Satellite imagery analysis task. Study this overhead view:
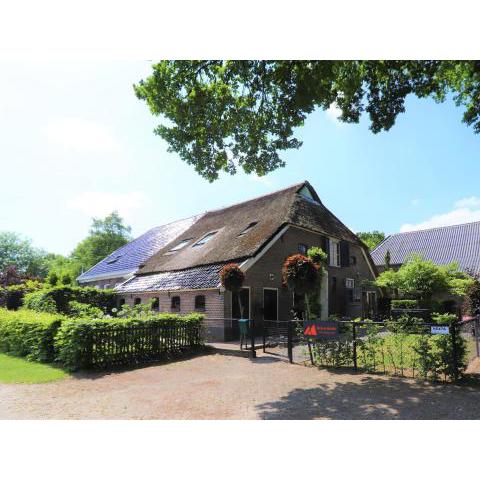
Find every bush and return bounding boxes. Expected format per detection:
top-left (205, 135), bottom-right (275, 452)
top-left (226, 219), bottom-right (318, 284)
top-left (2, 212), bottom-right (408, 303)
top-left (0, 280), bottom-right (44, 310)
top-left (0, 308), bottom-right (66, 362)
top-left (391, 299), bottom-right (418, 309)
top-left (24, 286), bottom-right (117, 315)
top-left (55, 313), bottom-right (204, 370)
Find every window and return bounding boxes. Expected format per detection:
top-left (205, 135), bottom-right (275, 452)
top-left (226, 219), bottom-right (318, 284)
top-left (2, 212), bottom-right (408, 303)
top-left (168, 238), bottom-right (192, 252)
top-left (171, 296), bottom-right (180, 311)
top-left (194, 295), bottom-right (206, 311)
top-left (134, 297), bottom-right (141, 305)
top-left (151, 297), bottom-right (159, 311)
top-left (106, 254), bottom-right (122, 264)
top-left (329, 239), bottom-right (340, 267)
top-left (193, 231), bottom-right (217, 247)
top-left (238, 222), bottom-right (258, 236)
top-left (298, 243), bottom-right (308, 255)
top-left (345, 278), bottom-right (355, 289)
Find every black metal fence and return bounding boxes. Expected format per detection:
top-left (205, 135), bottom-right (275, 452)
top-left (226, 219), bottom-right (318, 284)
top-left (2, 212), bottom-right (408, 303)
top-left (88, 320), bottom-right (204, 369)
top-left (262, 317), bottom-right (476, 381)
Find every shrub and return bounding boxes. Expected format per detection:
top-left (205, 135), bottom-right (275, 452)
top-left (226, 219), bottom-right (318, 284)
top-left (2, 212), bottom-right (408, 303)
top-left (24, 286), bottom-right (117, 315)
top-left (55, 313), bottom-right (204, 370)
top-left (391, 299), bottom-right (418, 309)
top-left (0, 308), bottom-right (66, 362)
top-left (0, 280), bottom-right (44, 310)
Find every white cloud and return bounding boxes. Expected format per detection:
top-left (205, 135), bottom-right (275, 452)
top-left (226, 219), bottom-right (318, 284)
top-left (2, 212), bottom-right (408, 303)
top-left (326, 103), bottom-right (343, 124)
top-left (454, 196), bottom-right (480, 208)
top-left (400, 197), bottom-right (480, 232)
top-left (68, 191), bottom-right (147, 220)
top-left (44, 117), bottom-right (118, 152)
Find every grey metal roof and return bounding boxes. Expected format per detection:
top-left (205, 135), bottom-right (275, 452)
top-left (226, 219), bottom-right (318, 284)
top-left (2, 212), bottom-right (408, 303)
top-left (371, 221), bottom-right (480, 275)
top-left (115, 263), bottom-right (227, 293)
top-left (77, 215), bottom-right (202, 282)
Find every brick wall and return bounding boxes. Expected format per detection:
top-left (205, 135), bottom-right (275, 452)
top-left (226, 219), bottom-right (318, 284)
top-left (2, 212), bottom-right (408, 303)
top-left (119, 289), bottom-right (225, 318)
top-left (228, 225), bottom-right (376, 324)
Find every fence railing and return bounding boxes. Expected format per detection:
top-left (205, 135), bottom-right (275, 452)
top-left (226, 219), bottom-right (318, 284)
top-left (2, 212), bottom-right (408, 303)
top-left (87, 320), bottom-right (204, 369)
top-left (262, 317), bottom-right (475, 381)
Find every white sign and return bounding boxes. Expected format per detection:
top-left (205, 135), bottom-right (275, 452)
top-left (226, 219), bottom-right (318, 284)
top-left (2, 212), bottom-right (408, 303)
top-left (431, 326), bottom-right (449, 335)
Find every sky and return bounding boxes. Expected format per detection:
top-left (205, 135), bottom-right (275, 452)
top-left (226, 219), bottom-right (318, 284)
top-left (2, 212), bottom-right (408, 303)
top-left (1, 61), bottom-right (479, 256)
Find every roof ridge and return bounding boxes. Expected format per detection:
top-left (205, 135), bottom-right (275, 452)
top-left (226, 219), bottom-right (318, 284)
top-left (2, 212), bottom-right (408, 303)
top-left (392, 219), bottom-right (480, 236)
top-left (204, 181), bottom-right (306, 215)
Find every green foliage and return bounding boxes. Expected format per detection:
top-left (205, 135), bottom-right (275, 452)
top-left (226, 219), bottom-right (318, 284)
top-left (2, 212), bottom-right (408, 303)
top-left (55, 313), bottom-right (204, 370)
top-left (24, 286), bottom-right (117, 315)
top-left (71, 212), bottom-right (131, 272)
top-left (0, 231), bottom-right (49, 277)
top-left (44, 254), bottom-right (82, 286)
top-left (375, 254), bottom-right (472, 305)
top-left (0, 308), bottom-right (66, 362)
top-left (0, 279), bottom-right (44, 311)
top-left (391, 299), bottom-right (418, 309)
top-left (67, 301), bottom-right (104, 319)
top-left (463, 276), bottom-right (480, 315)
top-left (356, 231), bottom-right (385, 250)
top-left (307, 246), bottom-right (328, 266)
top-left (135, 61), bottom-right (480, 181)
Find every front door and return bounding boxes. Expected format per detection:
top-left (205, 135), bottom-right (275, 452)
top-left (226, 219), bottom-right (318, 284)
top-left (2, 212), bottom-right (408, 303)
top-left (263, 288), bottom-right (278, 321)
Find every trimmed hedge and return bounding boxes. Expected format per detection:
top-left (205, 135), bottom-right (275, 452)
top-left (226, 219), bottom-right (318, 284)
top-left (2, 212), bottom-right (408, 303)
top-left (0, 308), bottom-right (66, 362)
top-left (24, 286), bottom-right (117, 315)
top-left (55, 313), bottom-right (204, 370)
top-left (391, 299), bottom-right (418, 309)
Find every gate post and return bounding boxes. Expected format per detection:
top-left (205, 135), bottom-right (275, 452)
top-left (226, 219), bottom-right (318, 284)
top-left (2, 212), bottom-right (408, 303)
top-left (250, 318), bottom-right (256, 358)
top-left (451, 316), bottom-right (459, 382)
top-left (352, 321), bottom-right (358, 372)
top-left (287, 320), bottom-right (293, 363)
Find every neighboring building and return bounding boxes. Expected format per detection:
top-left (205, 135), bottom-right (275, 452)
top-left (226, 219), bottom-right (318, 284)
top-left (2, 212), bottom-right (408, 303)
top-left (114, 181), bottom-right (377, 338)
top-left (371, 221), bottom-right (480, 275)
top-left (77, 215), bottom-right (201, 288)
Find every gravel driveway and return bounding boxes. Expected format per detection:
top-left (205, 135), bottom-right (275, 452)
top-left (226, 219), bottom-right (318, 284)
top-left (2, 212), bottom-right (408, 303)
top-left (2, 352), bottom-right (480, 419)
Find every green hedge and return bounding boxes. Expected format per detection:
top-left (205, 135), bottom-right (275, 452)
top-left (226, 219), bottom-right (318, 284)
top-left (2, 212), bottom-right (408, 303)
top-left (24, 286), bottom-right (117, 315)
top-left (0, 308), bottom-right (66, 362)
top-left (391, 299), bottom-right (418, 309)
top-left (55, 313), bottom-right (204, 370)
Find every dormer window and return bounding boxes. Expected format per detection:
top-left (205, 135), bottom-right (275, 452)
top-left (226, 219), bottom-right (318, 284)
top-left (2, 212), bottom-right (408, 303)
top-left (106, 254), bottom-right (122, 264)
top-left (193, 231), bottom-right (217, 247)
top-left (239, 222), bottom-right (258, 236)
top-left (168, 238), bottom-right (192, 252)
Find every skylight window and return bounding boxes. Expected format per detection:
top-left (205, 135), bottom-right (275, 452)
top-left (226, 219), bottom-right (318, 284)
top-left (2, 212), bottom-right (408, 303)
top-left (168, 238), bottom-right (192, 252)
top-left (239, 222), bottom-right (258, 236)
top-left (193, 231), bottom-right (218, 247)
top-left (106, 254), bottom-right (122, 264)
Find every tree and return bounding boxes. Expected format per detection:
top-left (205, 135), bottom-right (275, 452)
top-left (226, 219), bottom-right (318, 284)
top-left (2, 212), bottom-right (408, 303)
top-left (0, 231), bottom-right (48, 277)
top-left (71, 212), bottom-right (132, 272)
top-left (356, 231), bottom-right (386, 250)
top-left (375, 254), bottom-right (472, 306)
top-left (135, 61), bottom-right (480, 181)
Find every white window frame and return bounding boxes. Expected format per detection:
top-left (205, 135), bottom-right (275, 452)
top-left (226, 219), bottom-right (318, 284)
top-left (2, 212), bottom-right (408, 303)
top-left (193, 231), bottom-right (218, 247)
top-left (345, 278), bottom-right (355, 289)
top-left (329, 239), bottom-right (340, 267)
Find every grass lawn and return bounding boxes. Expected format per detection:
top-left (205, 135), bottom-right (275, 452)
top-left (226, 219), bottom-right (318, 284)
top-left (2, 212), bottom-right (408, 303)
top-left (0, 353), bottom-right (68, 384)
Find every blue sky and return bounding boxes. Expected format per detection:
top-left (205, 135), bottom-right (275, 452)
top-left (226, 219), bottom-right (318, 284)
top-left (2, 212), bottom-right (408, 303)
top-left (1, 61), bottom-right (479, 255)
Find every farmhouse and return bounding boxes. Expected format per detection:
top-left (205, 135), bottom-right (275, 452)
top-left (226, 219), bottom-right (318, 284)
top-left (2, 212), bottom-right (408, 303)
top-left (371, 221), bottom-right (480, 275)
top-left (79, 182), bottom-right (377, 337)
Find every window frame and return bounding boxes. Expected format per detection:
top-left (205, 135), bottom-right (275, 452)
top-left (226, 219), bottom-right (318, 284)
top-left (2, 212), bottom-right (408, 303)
top-left (298, 243), bottom-right (308, 255)
top-left (194, 294), bottom-right (206, 312)
top-left (168, 238), bottom-right (193, 252)
top-left (192, 231), bottom-right (218, 247)
top-left (329, 239), bottom-right (341, 267)
top-left (170, 295), bottom-right (181, 312)
top-left (238, 222), bottom-right (258, 236)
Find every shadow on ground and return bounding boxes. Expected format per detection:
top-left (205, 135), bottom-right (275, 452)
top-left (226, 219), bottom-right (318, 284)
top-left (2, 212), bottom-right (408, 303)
top-left (256, 373), bottom-right (480, 420)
